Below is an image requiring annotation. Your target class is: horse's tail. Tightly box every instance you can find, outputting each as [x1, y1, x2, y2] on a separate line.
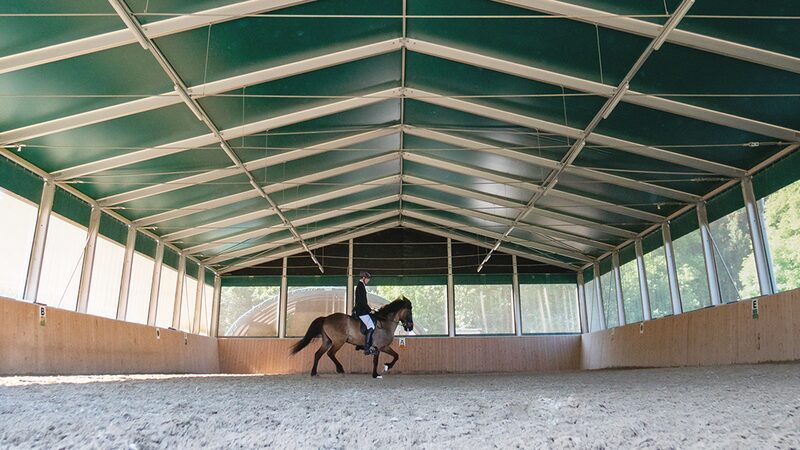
[290, 316, 326, 355]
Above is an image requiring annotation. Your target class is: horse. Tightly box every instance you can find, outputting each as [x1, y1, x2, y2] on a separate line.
[290, 297, 414, 378]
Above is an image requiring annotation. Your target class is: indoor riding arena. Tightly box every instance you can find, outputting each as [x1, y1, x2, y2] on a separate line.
[2, 1, 800, 448]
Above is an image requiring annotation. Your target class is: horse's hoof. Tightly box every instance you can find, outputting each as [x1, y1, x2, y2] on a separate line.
[310, 372, 317, 377]
[374, 375, 383, 379]
[383, 364, 390, 373]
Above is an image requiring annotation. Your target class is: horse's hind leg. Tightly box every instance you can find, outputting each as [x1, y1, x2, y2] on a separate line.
[310, 334, 332, 377]
[327, 341, 345, 374]
[382, 347, 399, 373]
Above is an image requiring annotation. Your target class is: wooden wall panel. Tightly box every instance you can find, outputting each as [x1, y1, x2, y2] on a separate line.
[218, 336, 582, 375]
[582, 289, 800, 370]
[0, 297, 219, 375]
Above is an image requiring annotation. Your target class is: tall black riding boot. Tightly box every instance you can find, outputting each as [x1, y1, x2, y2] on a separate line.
[363, 328, 376, 355]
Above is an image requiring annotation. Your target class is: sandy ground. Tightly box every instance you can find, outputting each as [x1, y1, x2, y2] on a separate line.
[1, 364, 799, 449]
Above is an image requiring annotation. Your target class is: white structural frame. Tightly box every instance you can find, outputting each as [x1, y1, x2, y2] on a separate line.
[696, 202, 722, 306]
[576, 271, 588, 333]
[511, 255, 523, 336]
[76, 206, 102, 313]
[611, 251, 626, 326]
[116, 226, 137, 320]
[741, 177, 777, 296]
[634, 238, 652, 321]
[475, 0, 696, 271]
[171, 253, 187, 329]
[23, 180, 55, 302]
[446, 237, 456, 337]
[592, 262, 606, 330]
[661, 222, 683, 315]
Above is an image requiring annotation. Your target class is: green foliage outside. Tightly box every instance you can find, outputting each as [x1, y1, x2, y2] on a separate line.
[519, 283, 580, 333]
[762, 180, 800, 292]
[219, 286, 279, 336]
[368, 284, 447, 335]
[454, 284, 514, 334]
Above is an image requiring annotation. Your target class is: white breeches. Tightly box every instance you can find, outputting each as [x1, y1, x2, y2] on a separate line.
[359, 315, 375, 330]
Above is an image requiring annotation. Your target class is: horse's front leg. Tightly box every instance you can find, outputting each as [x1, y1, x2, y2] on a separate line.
[372, 352, 382, 379]
[382, 347, 399, 373]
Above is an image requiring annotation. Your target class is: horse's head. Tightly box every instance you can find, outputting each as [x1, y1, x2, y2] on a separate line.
[399, 295, 414, 332]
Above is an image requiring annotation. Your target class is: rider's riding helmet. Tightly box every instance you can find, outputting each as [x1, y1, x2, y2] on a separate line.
[359, 271, 371, 279]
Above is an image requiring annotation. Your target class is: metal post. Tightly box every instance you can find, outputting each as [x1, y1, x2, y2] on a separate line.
[210, 274, 222, 337]
[76, 205, 101, 313]
[171, 253, 186, 329]
[612, 251, 626, 326]
[146, 241, 164, 326]
[661, 222, 683, 315]
[192, 263, 205, 334]
[742, 177, 777, 295]
[593, 262, 607, 329]
[576, 271, 588, 333]
[634, 238, 652, 321]
[116, 226, 137, 320]
[24, 180, 55, 302]
[346, 239, 354, 314]
[447, 237, 456, 337]
[512, 255, 523, 336]
[697, 202, 722, 306]
[279, 257, 288, 338]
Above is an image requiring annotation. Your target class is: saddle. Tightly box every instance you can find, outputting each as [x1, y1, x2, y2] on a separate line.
[352, 312, 378, 335]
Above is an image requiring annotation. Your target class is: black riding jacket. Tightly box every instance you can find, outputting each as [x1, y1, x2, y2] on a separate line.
[353, 280, 371, 316]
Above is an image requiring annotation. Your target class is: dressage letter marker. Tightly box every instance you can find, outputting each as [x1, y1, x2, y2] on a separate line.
[38, 305, 46, 327]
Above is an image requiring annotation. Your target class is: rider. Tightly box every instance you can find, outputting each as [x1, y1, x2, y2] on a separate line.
[354, 271, 377, 355]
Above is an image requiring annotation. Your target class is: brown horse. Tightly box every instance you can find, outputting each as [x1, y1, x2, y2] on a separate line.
[290, 297, 414, 378]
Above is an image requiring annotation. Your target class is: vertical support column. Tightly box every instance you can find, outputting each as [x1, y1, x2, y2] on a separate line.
[447, 238, 455, 337]
[116, 226, 137, 320]
[511, 255, 523, 336]
[24, 180, 55, 302]
[661, 222, 682, 315]
[146, 241, 164, 326]
[76, 205, 101, 313]
[697, 202, 722, 306]
[742, 177, 777, 295]
[171, 253, 186, 329]
[191, 263, 205, 334]
[346, 239, 354, 314]
[576, 271, 588, 333]
[210, 275, 222, 337]
[634, 238, 652, 321]
[593, 262, 606, 330]
[279, 257, 288, 338]
[612, 251, 626, 326]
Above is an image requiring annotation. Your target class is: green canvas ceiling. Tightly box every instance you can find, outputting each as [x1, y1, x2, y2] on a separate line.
[1, 0, 798, 275]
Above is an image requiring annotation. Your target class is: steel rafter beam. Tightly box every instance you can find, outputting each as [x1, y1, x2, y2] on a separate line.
[0, 40, 403, 146]
[206, 209, 399, 265]
[96, 127, 399, 205]
[404, 151, 664, 222]
[106, 0, 329, 272]
[402, 194, 598, 260]
[406, 40, 799, 142]
[493, 0, 800, 75]
[400, 192, 614, 252]
[135, 154, 400, 226]
[476, 0, 696, 271]
[402, 209, 586, 268]
[405, 88, 744, 178]
[52, 87, 401, 181]
[161, 174, 401, 242]
[0, 0, 314, 75]
[218, 218, 401, 273]
[185, 194, 400, 256]
[405, 126, 702, 203]
[400, 218, 579, 272]
[401, 173, 637, 239]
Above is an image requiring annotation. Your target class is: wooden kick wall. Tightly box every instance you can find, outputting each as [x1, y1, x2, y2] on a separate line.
[218, 336, 582, 374]
[0, 297, 219, 376]
[581, 288, 800, 370]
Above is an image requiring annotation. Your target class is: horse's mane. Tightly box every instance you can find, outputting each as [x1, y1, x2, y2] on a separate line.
[373, 296, 411, 321]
